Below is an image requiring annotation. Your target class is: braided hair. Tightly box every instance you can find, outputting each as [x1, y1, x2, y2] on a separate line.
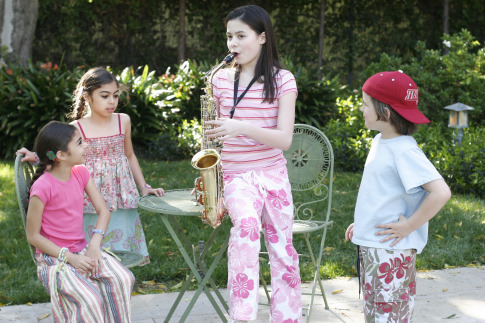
[67, 67, 119, 120]
[30, 121, 76, 192]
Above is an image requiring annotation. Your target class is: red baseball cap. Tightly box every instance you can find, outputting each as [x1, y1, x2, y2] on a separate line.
[362, 71, 430, 124]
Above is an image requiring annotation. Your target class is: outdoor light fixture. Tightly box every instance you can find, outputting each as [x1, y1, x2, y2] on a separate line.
[443, 102, 474, 145]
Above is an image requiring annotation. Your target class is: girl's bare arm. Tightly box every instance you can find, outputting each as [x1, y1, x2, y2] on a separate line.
[121, 113, 165, 196]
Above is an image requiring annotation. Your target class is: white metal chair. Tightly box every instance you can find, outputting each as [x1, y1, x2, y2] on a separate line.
[14, 154, 144, 268]
[259, 124, 334, 322]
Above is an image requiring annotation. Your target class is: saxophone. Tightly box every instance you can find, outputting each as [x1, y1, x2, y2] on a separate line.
[192, 53, 237, 228]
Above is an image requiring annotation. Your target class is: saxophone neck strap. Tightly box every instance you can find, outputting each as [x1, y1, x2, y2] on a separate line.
[230, 69, 258, 119]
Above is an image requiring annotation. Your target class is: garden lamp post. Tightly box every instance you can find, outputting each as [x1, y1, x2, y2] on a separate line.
[443, 102, 474, 146]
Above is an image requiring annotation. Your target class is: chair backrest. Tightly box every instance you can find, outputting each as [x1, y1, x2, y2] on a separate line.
[14, 154, 37, 263]
[283, 124, 334, 223]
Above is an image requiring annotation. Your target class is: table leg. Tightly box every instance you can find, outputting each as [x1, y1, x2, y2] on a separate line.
[171, 217, 229, 312]
[160, 215, 228, 322]
[181, 232, 230, 321]
[164, 271, 194, 322]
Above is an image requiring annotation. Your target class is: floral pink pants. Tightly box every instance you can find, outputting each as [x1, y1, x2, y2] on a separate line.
[359, 246, 417, 323]
[224, 167, 302, 323]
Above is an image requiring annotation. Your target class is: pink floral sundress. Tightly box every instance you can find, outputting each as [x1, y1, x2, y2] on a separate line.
[78, 114, 150, 265]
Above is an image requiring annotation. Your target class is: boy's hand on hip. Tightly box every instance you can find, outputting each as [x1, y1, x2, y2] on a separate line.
[345, 223, 354, 241]
[376, 215, 414, 247]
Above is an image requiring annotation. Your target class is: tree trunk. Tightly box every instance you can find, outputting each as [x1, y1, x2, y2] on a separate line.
[317, 0, 325, 80]
[443, 0, 449, 35]
[0, 0, 38, 66]
[178, 0, 186, 63]
[442, 0, 449, 55]
[348, 0, 354, 87]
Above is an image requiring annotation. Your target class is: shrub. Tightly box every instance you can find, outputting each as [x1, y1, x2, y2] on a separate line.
[0, 62, 83, 159]
[142, 57, 350, 160]
[146, 119, 202, 161]
[283, 57, 346, 128]
[116, 65, 168, 146]
[160, 60, 205, 122]
[416, 124, 485, 197]
[322, 93, 373, 172]
[323, 93, 485, 195]
[125, 60, 205, 160]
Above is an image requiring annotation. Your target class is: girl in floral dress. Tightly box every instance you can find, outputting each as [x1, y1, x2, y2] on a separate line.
[20, 67, 164, 266]
[205, 5, 302, 323]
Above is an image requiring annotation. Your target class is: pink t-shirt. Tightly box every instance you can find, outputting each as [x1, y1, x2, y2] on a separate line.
[212, 68, 298, 174]
[30, 165, 90, 253]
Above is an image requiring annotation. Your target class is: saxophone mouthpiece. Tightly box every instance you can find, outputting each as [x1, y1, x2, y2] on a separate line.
[224, 53, 238, 64]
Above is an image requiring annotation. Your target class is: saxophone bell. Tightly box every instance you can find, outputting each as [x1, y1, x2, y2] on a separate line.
[191, 149, 224, 227]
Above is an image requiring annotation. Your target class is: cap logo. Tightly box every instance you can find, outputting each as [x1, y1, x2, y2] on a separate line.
[405, 89, 418, 101]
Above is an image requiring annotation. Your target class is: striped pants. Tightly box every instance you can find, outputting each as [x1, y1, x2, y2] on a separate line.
[36, 247, 135, 323]
[224, 167, 302, 323]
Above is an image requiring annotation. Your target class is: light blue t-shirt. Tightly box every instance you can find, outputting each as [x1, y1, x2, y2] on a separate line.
[351, 134, 442, 254]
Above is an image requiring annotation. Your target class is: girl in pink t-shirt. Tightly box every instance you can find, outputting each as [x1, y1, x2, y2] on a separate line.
[205, 5, 302, 323]
[27, 121, 134, 322]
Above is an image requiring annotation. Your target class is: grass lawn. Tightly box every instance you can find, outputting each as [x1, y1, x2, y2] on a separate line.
[0, 158, 484, 306]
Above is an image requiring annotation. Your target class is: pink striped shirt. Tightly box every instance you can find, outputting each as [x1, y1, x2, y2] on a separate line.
[212, 68, 297, 174]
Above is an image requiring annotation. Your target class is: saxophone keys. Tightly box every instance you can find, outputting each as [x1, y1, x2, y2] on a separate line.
[197, 194, 205, 206]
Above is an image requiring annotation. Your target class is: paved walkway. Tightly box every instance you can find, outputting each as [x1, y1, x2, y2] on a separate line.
[0, 266, 484, 322]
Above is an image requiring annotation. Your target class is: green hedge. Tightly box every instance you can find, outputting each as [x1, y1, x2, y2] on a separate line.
[283, 57, 346, 128]
[416, 124, 485, 196]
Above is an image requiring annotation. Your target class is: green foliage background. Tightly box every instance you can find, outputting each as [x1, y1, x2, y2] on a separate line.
[0, 63, 83, 157]
[33, 0, 485, 88]
[362, 30, 485, 124]
[1, 29, 484, 196]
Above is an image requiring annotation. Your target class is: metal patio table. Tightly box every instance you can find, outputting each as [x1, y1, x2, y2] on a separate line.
[138, 189, 229, 322]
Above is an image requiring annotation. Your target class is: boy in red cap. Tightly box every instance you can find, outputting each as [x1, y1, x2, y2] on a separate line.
[345, 71, 451, 322]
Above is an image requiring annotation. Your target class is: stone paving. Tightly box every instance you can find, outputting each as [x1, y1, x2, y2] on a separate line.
[1, 266, 484, 322]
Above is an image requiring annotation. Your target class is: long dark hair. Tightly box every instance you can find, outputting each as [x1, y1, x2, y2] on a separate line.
[30, 121, 77, 191]
[225, 5, 281, 103]
[67, 67, 119, 120]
